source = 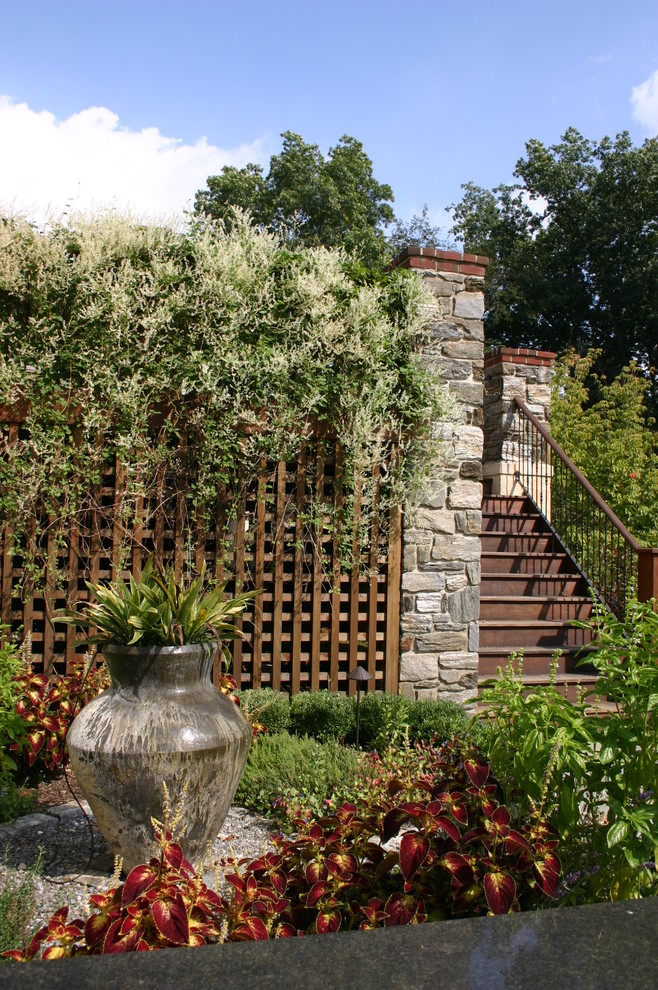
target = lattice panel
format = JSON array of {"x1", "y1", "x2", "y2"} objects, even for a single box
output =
[{"x1": 1, "y1": 432, "x2": 401, "y2": 694}]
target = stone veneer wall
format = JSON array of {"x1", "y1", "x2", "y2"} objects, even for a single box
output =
[
  {"x1": 482, "y1": 347, "x2": 556, "y2": 496},
  {"x1": 388, "y1": 247, "x2": 488, "y2": 704}
]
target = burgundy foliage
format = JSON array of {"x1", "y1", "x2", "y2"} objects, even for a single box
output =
[
  {"x1": 10, "y1": 661, "x2": 109, "y2": 773},
  {"x1": 3, "y1": 739, "x2": 560, "y2": 961}
]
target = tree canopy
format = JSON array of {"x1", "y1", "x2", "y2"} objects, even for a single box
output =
[
  {"x1": 551, "y1": 349, "x2": 658, "y2": 546},
  {"x1": 194, "y1": 132, "x2": 396, "y2": 267},
  {"x1": 450, "y1": 128, "x2": 658, "y2": 410}
]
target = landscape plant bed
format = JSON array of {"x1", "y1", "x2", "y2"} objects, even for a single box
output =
[{"x1": 2, "y1": 738, "x2": 561, "y2": 959}]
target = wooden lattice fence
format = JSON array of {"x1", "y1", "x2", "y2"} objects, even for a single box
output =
[{"x1": 0, "y1": 428, "x2": 401, "y2": 695}]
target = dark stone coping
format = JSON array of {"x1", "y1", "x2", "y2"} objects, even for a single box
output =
[{"x1": 2, "y1": 898, "x2": 656, "y2": 990}]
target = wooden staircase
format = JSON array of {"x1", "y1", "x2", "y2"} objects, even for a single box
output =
[{"x1": 479, "y1": 494, "x2": 598, "y2": 699}]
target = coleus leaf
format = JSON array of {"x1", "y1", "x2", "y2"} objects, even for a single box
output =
[
  {"x1": 326, "y1": 852, "x2": 358, "y2": 877},
  {"x1": 305, "y1": 861, "x2": 327, "y2": 884},
  {"x1": 42, "y1": 945, "x2": 70, "y2": 960},
  {"x1": 306, "y1": 881, "x2": 331, "y2": 908},
  {"x1": 122, "y1": 864, "x2": 158, "y2": 905},
  {"x1": 442, "y1": 852, "x2": 475, "y2": 885},
  {"x1": 360, "y1": 897, "x2": 385, "y2": 924},
  {"x1": 505, "y1": 829, "x2": 531, "y2": 855},
  {"x1": 28, "y1": 730, "x2": 44, "y2": 755},
  {"x1": 483, "y1": 871, "x2": 516, "y2": 915},
  {"x1": 490, "y1": 806, "x2": 511, "y2": 828},
  {"x1": 40, "y1": 714, "x2": 59, "y2": 734},
  {"x1": 85, "y1": 912, "x2": 113, "y2": 948},
  {"x1": 152, "y1": 895, "x2": 190, "y2": 946},
  {"x1": 382, "y1": 807, "x2": 412, "y2": 843},
  {"x1": 399, "y1": 832, "x2": 430, "y2": 881},
  {"x1": 103, "y1": 918, "x2": 142, "y2": 953},
  {"x1": 464, "y1": 759, "x2": 490, "y2": 788},
  {"x1": 316, "y1": 909, "x2": 341, "y2": 934},
  {"x1": 232, "y1": 917, "x2": 269, "y2": 941},
  {"x1": 431, "y1": 816, "x2": 462, "y2": 843},
  {"x1": 163, "y1": 842, "x2": 184, "y2": 871},
  {"x1": 532, "y1": 853, "x2": 561, "y2": 896},
  {"x1": 384, "y1": 893, "x2": 422, "y2": 927}
]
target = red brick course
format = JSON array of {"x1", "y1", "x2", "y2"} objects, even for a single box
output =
[{"x1": 388, "y1": 246, "x2": 489, "y2": 278}]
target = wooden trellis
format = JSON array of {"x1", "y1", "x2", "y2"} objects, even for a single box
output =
[{"x1": 0, "y1": 432, "x2": 401, "y2": 695}]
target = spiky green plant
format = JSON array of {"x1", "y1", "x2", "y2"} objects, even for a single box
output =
[{"x1": 57, "y1": 558, "x2": 257, "y2": 656}]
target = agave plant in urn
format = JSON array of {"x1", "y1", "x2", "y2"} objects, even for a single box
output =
[{"x1": 59, "y1": 559, "x2": 256, "y2": 872}]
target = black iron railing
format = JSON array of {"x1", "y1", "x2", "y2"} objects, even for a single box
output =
[{"x1": 513, "y1": 397, "x2": 648, "y2": 618}]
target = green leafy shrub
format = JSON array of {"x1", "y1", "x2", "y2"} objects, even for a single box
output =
[
  {"x1": 4, "y1": 741, "x2": 561, "y2": 959},
  {"x1": 0, "y1": 633, "x2": 26, "y2": 778},
  {"x1": 288, "y1": 690, "x2": 355, "y2": 743},
  {"x1": 404, "y1": 698, "x2": 470, "y2": 744},
  {"x1": 476, "y1": 601, "x2": 658, "y2": 903},
  {"x1": 353, "y1": 691, "x2": 410, "y2": 750},
  {"x1": 351, "y1": 692, "x2": 480, "y2": 752},
  {"x1": 0, "y1": 853, "x2": 40, "y2": 954},
  {"x1": 235, "y1": 732, "x2": 359, "y2": 828},
  {"x1": 237, "y1": 688, "x2": 290, "y2": 735}
]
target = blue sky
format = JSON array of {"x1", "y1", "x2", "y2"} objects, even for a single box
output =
[{"x1": 1, "y1": 0, "x2": 657, "y2": 232}]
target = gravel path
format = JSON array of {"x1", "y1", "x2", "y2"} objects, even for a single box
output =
[{"x1": 0, "y1": 799, "x2": 282, "y2": 941}]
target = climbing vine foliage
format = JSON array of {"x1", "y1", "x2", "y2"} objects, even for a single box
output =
[{"x1": 0, "y1": 210, "x2": 448, "y2": 593}]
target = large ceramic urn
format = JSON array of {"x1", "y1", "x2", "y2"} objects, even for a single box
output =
[{"x1": 67, "y1": 643, "x2": 251, "y2": 872}]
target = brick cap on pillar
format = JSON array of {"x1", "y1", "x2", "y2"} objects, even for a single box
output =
[
  {"x1": 485, "y1": 346, "x2": 556, "y2": 370},
  {"x1": 387, "y1": 246, "x2": 489, "y2": 278}
]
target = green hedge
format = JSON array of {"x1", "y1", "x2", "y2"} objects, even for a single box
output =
[
  {"x1": 237, "y1": 687, "x2": 477, "y2": 750},
  {"x1": 237, "y1": 688, "x2": 291, "y2": 735},
  {"x1": 288, "y1": 690, "x2": 355, "y2": 743}
]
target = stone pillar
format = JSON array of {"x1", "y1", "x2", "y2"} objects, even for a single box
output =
[
  {"x1": 388, "y1": 247, "x2": 488, "y2": 704},
  {"x1": 483, "y1": 347, "x2": 556, "y2": 497}
]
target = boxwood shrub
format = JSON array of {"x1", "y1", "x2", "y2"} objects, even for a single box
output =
[
  {"x1": 237, "y1": 688, "x2": 291, "y2": 735},
  {"x1": 288, "y1": 690, "x2": 355, "y2": 743}
]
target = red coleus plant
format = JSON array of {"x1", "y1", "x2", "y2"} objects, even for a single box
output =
[
  {"x1": 3, "y1": 739, "x2": 561, "y2": 961},
  {"x1": 11, "y1": 660, "x2": 109, "y2": 773},
  {"x1": 11, "y1": 662, "x2": 261, "y2": 778}
]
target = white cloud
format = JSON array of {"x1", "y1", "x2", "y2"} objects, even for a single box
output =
[
  {"x1": 631, "y1": 69, "x2": 658, "y2": 133},
  {"x1": 587, "y1": 54, "x2": 612, "y2": 64},
  {"x1": 0, "y1": 96, "x2": 269, "y2": 222}
]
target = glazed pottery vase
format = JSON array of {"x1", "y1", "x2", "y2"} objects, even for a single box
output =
[{"x1": 67, "y1": 643, "x2": 251, "y2": 871}]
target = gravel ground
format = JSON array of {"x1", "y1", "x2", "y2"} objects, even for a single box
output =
[{"x1": 0, "y1": 793, "x2": 282, "y2": 943}]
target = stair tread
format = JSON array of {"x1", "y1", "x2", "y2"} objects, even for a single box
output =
[
  {"x1": 480, "y1": 595, "x2": 591, "y2": 603},
  {"x1": 482, "y1": 571, "x2": 585, "y2": 581},
  {"x1": 482, "y1": 550, "x2": 569, "y2": 557},
  {"x1": 479, "y1": 645, "x2": 593, "y2": 655},
  {"x1": 478, "y1": 672, "x2": 598, "y2": 683},
  {"x1": 480, "y1": 619, "x2": 585, "y2": 627}
]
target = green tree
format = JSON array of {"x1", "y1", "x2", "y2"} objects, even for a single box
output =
[
  {"x1": 386, "y1": 205, "x2": 452, "y2": 257},
  {"x1": 195, "y1": 132, "x2": 395, "y2": 267},
  {"x1": 551, "y1": 349, "x2": 658, "y2": 545},
  {"x1": 451, "y1": 129, "x2": 658, "y2": 411}
]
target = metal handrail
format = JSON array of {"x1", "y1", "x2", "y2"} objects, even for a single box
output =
[{"x1": 512, "y1": 397, "x2": 643, "y2": 617}]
